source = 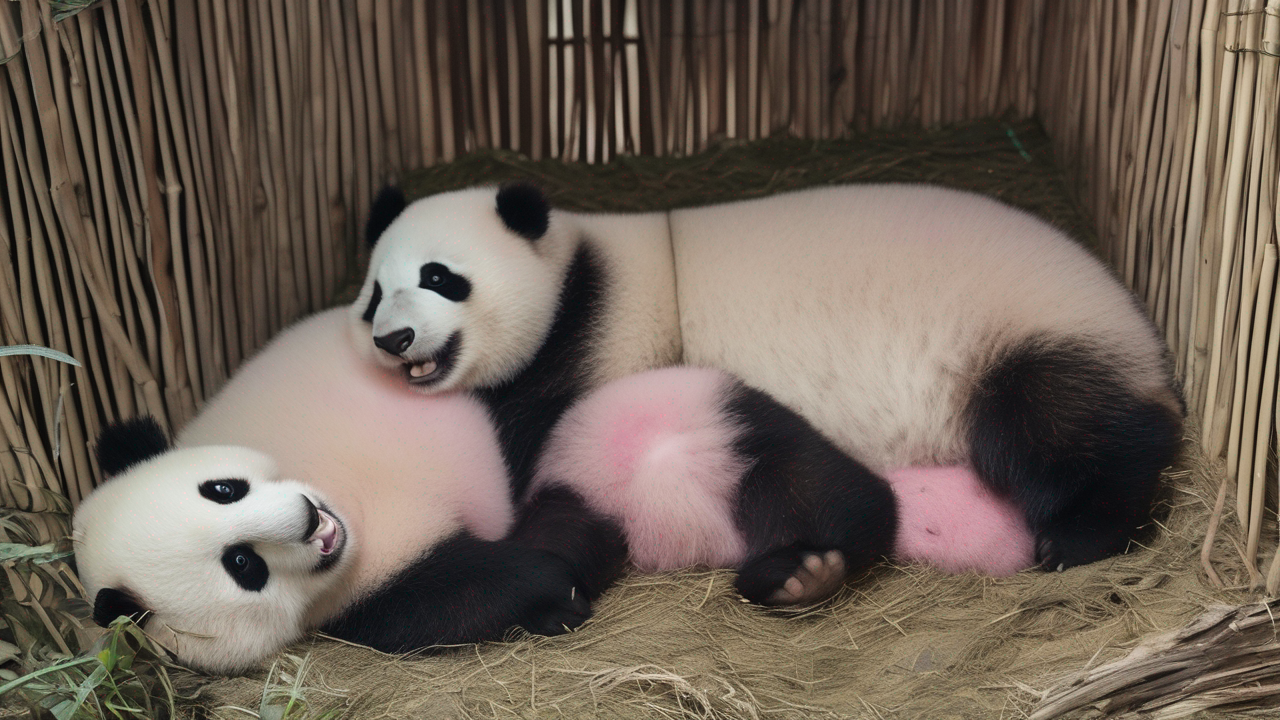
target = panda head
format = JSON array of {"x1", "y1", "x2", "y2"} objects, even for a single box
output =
[
  {"x1": 72, "y1": 418, "x2": 355, "y2": 674},
  {"x1": 350, "y1": 183, "x2": 568, "y2": 392}
]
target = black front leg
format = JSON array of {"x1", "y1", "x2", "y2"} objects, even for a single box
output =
[
  {"x1": 511, "y1": 485, "x2": 629, "y2": 603},
  {"x1": 322, "y1": 530, "x2": 592, "y2": 653}
]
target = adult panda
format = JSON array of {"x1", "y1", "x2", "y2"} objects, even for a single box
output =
[{"x1": 352, "y1": 181, "x2": 1183, "y2": 574}]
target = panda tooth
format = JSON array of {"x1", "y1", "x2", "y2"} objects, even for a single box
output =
[{"x1": 409, "y1": 360, "x2": 437, "y2": 378}]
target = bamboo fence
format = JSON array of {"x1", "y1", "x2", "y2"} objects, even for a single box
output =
[{"x1": 0, "y1": 0, "x2": 1278, "y2": 664}]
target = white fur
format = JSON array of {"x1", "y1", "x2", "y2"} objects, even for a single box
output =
[
  {"x1": 73, "y1": 309, "x2": 513, "y2": 673},
  {"x1": 348, "y1": 187, "x2": 681, "y2": 392},
  {"x1": 668, "y1": 184, "x2": 1177, "y2": 470},
  {"x1": 533, "y1": 367, "x2": 748, "y2": 571}
]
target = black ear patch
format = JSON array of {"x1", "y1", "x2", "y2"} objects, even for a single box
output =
[
  {"x1": 366, "y1": 186, "x2": 408, "y2": 249},
  {"x1": 495, "y1": 183, "x2": 550, "y2": 241},
  {"x1": 95, "y1": 417, "x2": 170, "y2": 478},
  {"x1": 93, "y1": 587, "x2": 149, "y2": 628}
]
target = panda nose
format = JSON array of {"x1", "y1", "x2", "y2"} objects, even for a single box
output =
[{"x1": 374, "y1": 328, "x2": 415, "y2": 356}]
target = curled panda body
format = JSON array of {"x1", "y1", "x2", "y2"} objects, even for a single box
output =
[{"x1": 354, "y1": 182, "x2": 1182, "y2": 578}]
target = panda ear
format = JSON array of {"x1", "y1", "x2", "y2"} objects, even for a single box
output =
[
  {"x1": 94, "y1": 417, "x2": 170, "y2": 478},
  {"x1": 93, "y1": 587, "x2": 149, "y2": 628},
  {"x1": 495, "y1": 183, "x2": 550, "y2": 241},
  {"x1": 366, "y1": 186, "x2": 408, "y2": 249}
]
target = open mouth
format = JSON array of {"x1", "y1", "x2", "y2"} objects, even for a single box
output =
[
  {"x1": 305, "y1": 502, "x2": 347, "y2": 572},
  {"x1": 401, "y1": 332, "x2": 461, "y2": 387}
]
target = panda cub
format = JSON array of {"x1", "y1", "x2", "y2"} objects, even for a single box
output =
[
  {"x1": 350, "y1": 184, "x2": 1040, "y2": 607},
  {"x1": 353, "y1": 182, "x2": 1183, "y2": 576},
  {"x1": 72, "y1": 309, "x2": 587, "y2": 674}
]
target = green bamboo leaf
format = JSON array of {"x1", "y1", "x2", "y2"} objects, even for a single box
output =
[
  {"x1": 0, "y1": 655, "x2": 95, "y2": 696},
  {"x1": 0, "y1": 542, "x2": 74, "y2": 565},
  {"x1": 56, "y1": 663, "x2": 107, "y2": 720},
  {"x1": 0, "y1": 344, "x2": 82, "y2": 367}
]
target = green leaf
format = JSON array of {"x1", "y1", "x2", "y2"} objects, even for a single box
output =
[
  {"x1": 0, "y1": 655, "x2": 95, "y2": 696},
  {"x1": 0, "y1": 542, "x2": 75, "y2": 565},
  {"x1": 0, "y1": 344, "x2": 82, "y2": 367},
  {"x1": 57, "y1": 663, "x2": 108, "y2": 720}
]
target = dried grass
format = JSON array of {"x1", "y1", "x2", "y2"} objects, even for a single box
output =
[{"x1": 183, "y1": 434, "x2": 1263, "y2": 720}]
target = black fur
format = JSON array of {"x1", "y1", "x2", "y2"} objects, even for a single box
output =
[
  {"x1": 95, "y1": 417, "x2": 170, "y2": 478},
  {"x1": 419, "y1": 262, "x2": 472, "y2": 302},
  {"x1": 476, "y1": 244, "x2": 606, "y2": 500},
  {"x1": 512, "y1": 485, "x2": 628, "y2": 603},
  {"x1": 361, "y1": 281, "x2": 382, "y2": 323},
  {"x1": 721, "y1": 381, "x2": 899, "y2": 603},
  {"x1": 199, "y1": 479, "x2": 249, "y2": 504},
  {"x1": 967, "y1": 338, "x2": 1183, "y2": 570},
  {"x1": 495, "y1": 183, "x2": 550, "y2": 241},
  {"x1": 221, "y1": 544, "x2": 269, "y2": 591},
  {"x1": 93, "y1": 587, "x2": 148, "y2": 628},
  {"x1": 366, "y1": 186, "x2": 408, "y2": 248},
  {"x1": 321, "y1": 529, "x2": 592, "y2": 652}
]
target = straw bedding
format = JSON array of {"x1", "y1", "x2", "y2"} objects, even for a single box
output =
[{"x1": 177, "y1": 121, "x2": 1263, "y2": 719}]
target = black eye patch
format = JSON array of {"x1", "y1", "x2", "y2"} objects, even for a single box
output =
[
  {"x1": 361, "y1": 281, "x2": 383, "y2": 323},
  {"x1": 222, "y1": 544, "x2": 269, "y2": 592},
  {"x1": 419, "y1": 263, "x2": 471, "y2": 302},
  {"x1": 200, "y1": 479, "x2": 249, "y2": 504}
]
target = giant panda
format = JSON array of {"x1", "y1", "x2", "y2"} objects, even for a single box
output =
[
  {"x1": 71, "y1": 308, "x2": 594, "y2": 674},
  {"x1": 352, "y1": 181, "x2": 1183, "y2": 575}
]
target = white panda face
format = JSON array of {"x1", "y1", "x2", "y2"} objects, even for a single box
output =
[
  {"x1": 349, "y1": 185, "x2": 567, "y2": 392},
  {"x1": 72, "y1": 444, "x2": 355, "y2": 674}
]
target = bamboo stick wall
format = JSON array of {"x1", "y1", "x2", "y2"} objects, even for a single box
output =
[
  {"x1": 1038, "y1": 0, "x2": 1280, "y2": 589},
  {"x1": 0, "y1": 0, "x2": 1277, "y2": 586}
]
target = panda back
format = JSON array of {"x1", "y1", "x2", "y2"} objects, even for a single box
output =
[{"x1": 669, "y1": 184, "x2": 1174, "y2": 470}]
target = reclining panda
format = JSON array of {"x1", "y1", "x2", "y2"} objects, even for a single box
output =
[
  {"x1": 353, "y1": 181, "x2": 1182, "y2": 575},
  {"x1": 74, "y1": 307, "x2": 1033, "y2": 674}
]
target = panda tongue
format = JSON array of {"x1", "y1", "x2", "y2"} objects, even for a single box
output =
[{"x1": 409, "y1": 360, "x2": 438, "y2": 378}]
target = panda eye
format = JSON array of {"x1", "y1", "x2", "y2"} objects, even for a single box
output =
[
  {"x1": 222, "y1": 544, "x2": 268, "y2": 591},
  {"x1": 200, "y1": 479, "x2": 249, "y2": 504},
  {"x1": 419, "y1": 263, "x2": 471, "y2": 302}
]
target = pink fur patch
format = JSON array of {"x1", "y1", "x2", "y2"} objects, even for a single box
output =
[
  {"x1": 534, "y1": 367, "x2": 748, "y2": 571},
  {"x1": 885, "y1": 466, "x2": 1035, "y2": 576}
]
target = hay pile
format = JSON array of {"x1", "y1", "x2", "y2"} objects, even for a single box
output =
[{"x1": 181, "y1": 121, "x2": 1265, "y2": 719}]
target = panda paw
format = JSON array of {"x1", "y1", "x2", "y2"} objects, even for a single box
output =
[
  {"x1": 1035, "y1": 524, "x2": 1129, "y2": 572},
  {"x1": 513, "y1": 551, "x2": 593, "y2": 637},
  {"x1": 735, "y1": 548, "x2": 848, "y2": 607}
]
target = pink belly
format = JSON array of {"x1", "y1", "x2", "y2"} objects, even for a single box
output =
[{"x1": 884, "y1": 466, "x2": 1035, "y2": 576}]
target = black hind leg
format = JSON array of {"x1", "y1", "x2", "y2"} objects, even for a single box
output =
[
  {"x1": 725, "y1": 383, "x2": 898, "y2": 605},
  {"x1": 967, "y1": 339, "x2": 1183, "y2": 571}
]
